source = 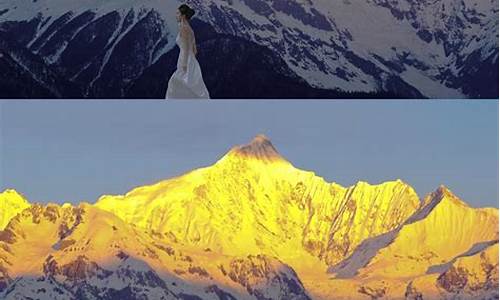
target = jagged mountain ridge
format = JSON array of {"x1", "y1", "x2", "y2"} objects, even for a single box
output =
[
  {"x1": 324, "y1": 186, "x2": 498, "y2": 298},
  {"x1": 0, "y1": 203, "x2": 311, "y2": 299},
  {"x1": 126, "y1": 22, "x2": 394, "y2": 99},
  {"x1": 96, "y1": 135, "x2": 422, "y2": 269},
  {"x1": 0, "y1": 135, "x2": 498, "y2": 299},
  {"x1": 0, "y1": 0, "x2": 497, "y2": 98}
]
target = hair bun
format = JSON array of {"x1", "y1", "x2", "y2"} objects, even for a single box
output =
[
  {"x1": 179, "y1": 4, "x2": 196, "y2": 20},
  {"x1": 187, "y1": 8, "x2": 195, "y2": 19}
]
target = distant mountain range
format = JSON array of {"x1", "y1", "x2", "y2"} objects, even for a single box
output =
[
  {"x1": 0, "y1": 135, "x2": 498, "y2": 299},
  {"x1": 0, "y1": 0, "x2": 497, "y2": 98}
]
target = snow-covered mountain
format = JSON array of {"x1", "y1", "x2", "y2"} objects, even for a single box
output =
[
  {"x1": 0, "y1": 190, "x2": 29, "y2": 230},
  {"x1": 0, "y1": 202, "x2": 311, "y2": 299},
  {"x1": 0, "y1": 0, "x2": 497, "y2": 98},
  {"x1": 0, "y1": 135, "x2": 498, "y2": 299},
  {"x1": 96, "y1": 135, "x2": 423, "y2": 268}
]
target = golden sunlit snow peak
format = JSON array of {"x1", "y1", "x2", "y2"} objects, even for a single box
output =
[
  {"x1": 0, "y1": 189, "x2": 30, "y2": 230},
  {"x1": 95, "y1": 136, "x2": 425, "y2": 271},
  {"x1": 221, "y1": 134, "x2": 289, "y2": 164},
  {"x1": 0, "y1": 137, "x2": 498, "y2": 300}
]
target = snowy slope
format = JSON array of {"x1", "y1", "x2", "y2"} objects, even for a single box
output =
[
  {"x1": 0, "y1": 0, "x2": 497, "y2": 98},
  {"x1": 95, "y1": 135, "x2": 421, "y2": 268},
  {"x1": 0, "y1": 190, "x2": 30, "y2": 230},
  {"x1": 0, "y1": 135, "x2": 498, "y2": 299},
  {"x1": 0, "y1": 203, "x2": 311, "y2": 300}
]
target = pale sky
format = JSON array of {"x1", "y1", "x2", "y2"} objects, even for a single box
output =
[{"x1": 0, "y1": 100, "x2": 498, "y2": 208}]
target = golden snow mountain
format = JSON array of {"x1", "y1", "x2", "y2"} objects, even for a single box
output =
[{"x1": 0, "y1": 135, "x2": 497, "y2": 299}]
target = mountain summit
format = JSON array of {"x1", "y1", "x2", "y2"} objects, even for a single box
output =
[
  {"x1": 0, "y1": 189, "x2": 30, "y2": 230},
  {"x1": 225, "y1": 134, "x2": 287, "y2": 163},
  {"x1": 0, "y1": 138, "x2": 498, "y2": 299}
]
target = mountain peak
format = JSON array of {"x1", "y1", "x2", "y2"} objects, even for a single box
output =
[
  {"x1": 226, "y1": 134, "x2": 287, "y2": 163},
  {"x1": 430, "y1": 185, "x2": 468, "y2": 207},
  {"x1": 1, "y1": 188, "x2": 26, "y2": 199},
  {"x1": 406, "y1": 185, "x2": 469, "y2": 224},
  {"x1": 251, "y1": 134, "x2": 272, "y2": 144},
  {"x1": 0, "y1": 188, "x2": 31, "y2": 230},
  {"x1": 0, "y1": 189, "x2": 29, "y2": 206}
]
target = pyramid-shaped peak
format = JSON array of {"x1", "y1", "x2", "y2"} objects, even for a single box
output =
[
  {"x1": 405, "y1": 185, "x2": 468, "y2": 225},
  {"x1": 436, "y1": 184, "x2": 452, "y2": 194},
  {"x1": 430, "y1": 185, "x2": 466, "y2": 205},
  {"x1": 227, "y1": 134, "x2": 287, "y2": 163},
  {"x1": 251, "y1": 134, "x2": 272, "y2": 143},
  {"x1": 417, "y1": 185, "x2": 467, "y2": 216},
  {"x1": 246, "y1": 134, "x2": 275, "y2": 150}
]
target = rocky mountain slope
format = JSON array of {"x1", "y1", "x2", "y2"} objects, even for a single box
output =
[
  {"x1": 0, "y1": 135, "x2": 498, "y2": 299},
  {"x1": 0, "y1": 202, "x2": 311, "y2": 299},
  {"x1": 0, "y1": 0, "x2": 497, "y2": 98}
]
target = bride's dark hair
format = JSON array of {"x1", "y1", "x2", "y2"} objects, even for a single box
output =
[{"x1": 178, "y1": 4, "x2": 195, "y2": 20}]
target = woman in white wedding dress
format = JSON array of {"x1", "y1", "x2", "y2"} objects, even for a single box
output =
[{"x1": 165, "y1": 4, "x2": 210, "y2": 99}]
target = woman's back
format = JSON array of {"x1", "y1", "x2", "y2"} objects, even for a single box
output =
[
  {"x1": 167, "y1": 19, "x2": 209, "y2": 99},
  {"x1": 177, "y1": 23, "x2": 195, "y2": 52}
]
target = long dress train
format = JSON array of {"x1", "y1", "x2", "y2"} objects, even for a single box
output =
[{"x1": 165, "y1": 21, "x2": 210, "y2": 99}]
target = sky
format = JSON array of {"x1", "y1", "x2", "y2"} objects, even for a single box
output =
[{"x1": 0, "y1": 100, "x2": 498, "y2": 208}]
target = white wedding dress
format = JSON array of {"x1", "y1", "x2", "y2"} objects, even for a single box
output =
[{"x1": 165, "y1": 22, "x2": 210, "y2": 99}]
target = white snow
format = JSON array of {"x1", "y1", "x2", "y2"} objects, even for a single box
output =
[
  {"x1": 328, "y1": 228, "x2": 399, "y2": 278},
  {"x1": 399, "y1": 66, "x2": 466, "y2": 99},
  {"x1": 0, "y1": 0, "x2": 496, "y2": 97},
  {"x1": 426, "y1": 240, "x2": 498, "y2": 274}
]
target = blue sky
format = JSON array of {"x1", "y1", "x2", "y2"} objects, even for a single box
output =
[{"x1": 0, "y1": 100, "x2": 498, "y2": 207}]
